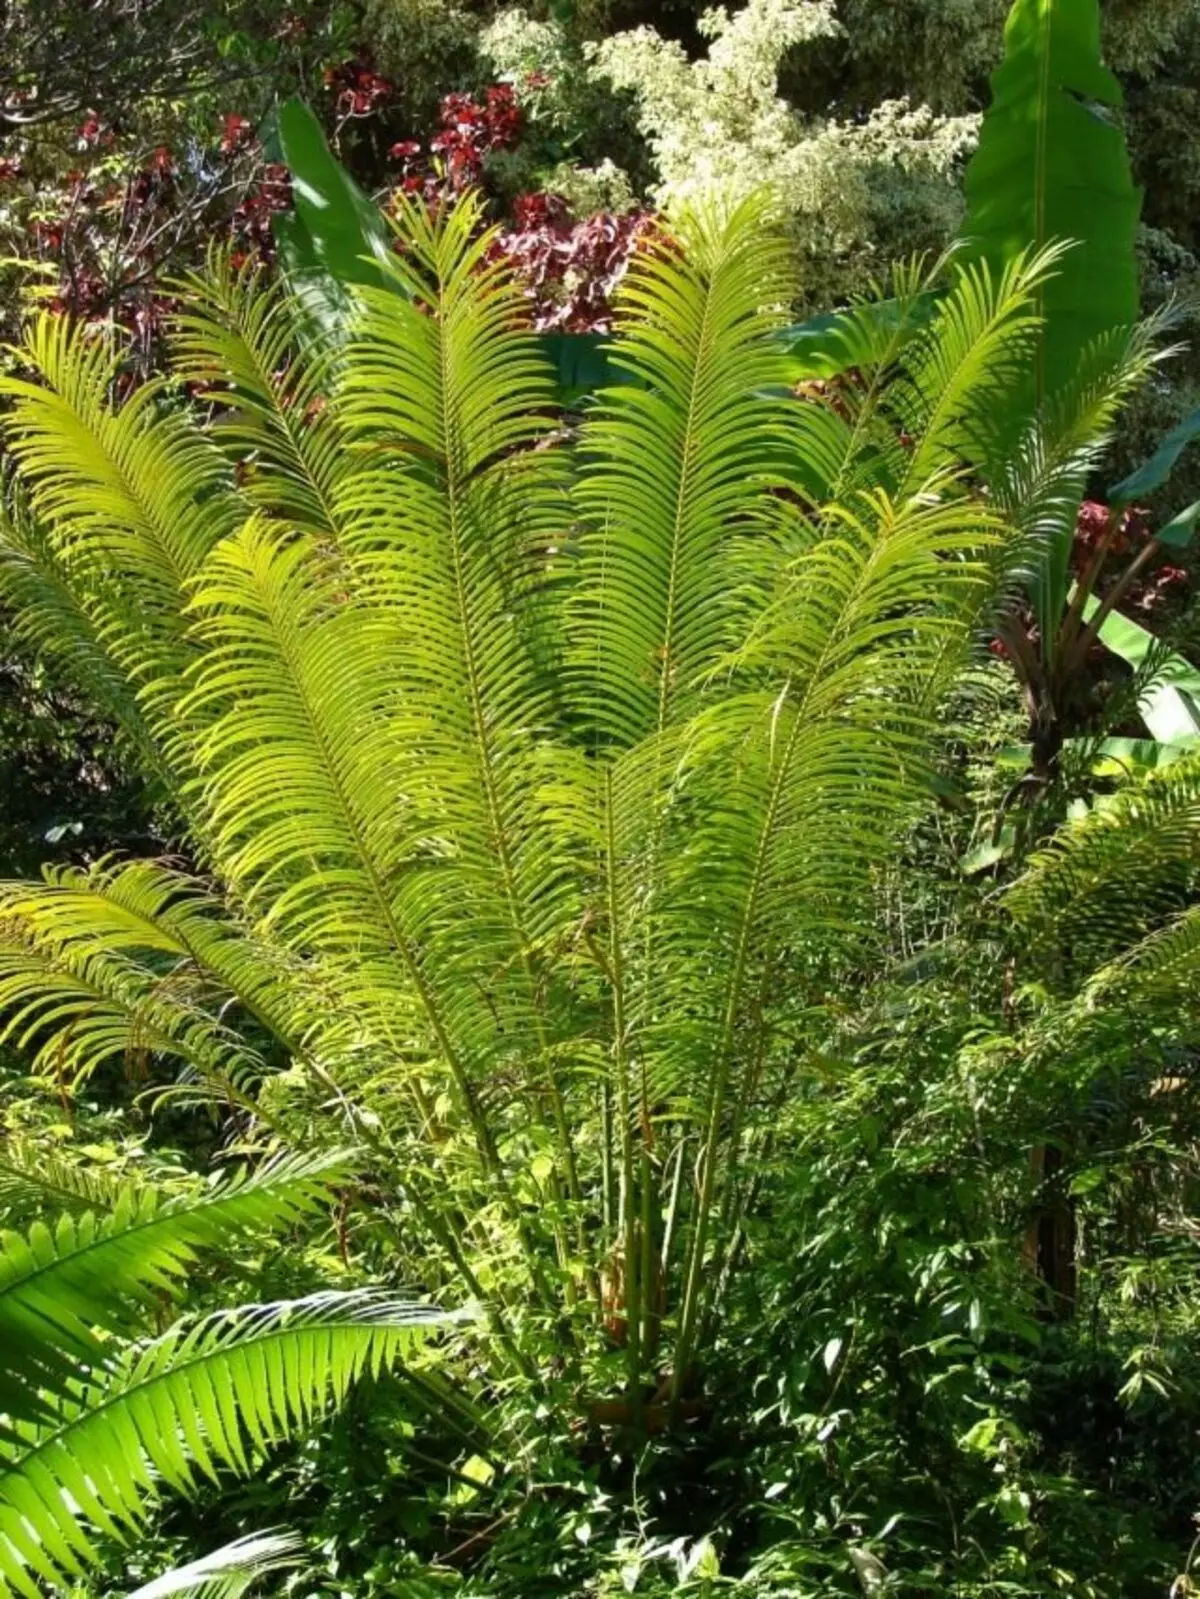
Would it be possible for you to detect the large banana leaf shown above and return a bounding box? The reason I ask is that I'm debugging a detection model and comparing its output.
[961,0,1141,407]
[266,98,395,338]
[1110,407,1200,511]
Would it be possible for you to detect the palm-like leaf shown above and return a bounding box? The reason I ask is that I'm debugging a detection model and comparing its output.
[0,1291,446,1599]
[0,1150,350,1418]
[125,1530,304,1599]
[1008,750,1200,975]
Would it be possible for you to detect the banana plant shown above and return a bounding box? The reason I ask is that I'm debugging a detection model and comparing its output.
[960,0,1141,414]
[960,0,1200,800]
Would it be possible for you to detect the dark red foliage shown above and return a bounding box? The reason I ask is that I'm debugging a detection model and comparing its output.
[497,194,650,333]
[384,88,644,333]
[1073,498,1191,615]
[324,61,393,120]
[421,85,521,189]
[219,113,253,155]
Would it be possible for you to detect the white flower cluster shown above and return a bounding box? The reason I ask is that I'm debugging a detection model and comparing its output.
[587,0,843,217]
[479,7,582,130]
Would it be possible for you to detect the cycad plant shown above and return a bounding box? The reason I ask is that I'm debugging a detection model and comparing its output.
[0,1151,447,1595]
[0,189,1061,1420]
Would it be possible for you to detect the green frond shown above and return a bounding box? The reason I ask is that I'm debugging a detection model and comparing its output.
[0,1140,134,1224]
[0,1149,352,1417]
[0,487,163,771]
[0,1290,447,1599]
[571,192,800,748]
[0,316,242,718]
[1007,751,1200,973]
[606,473,1009,1390]
[0,917,262,1094]
[993,314,1177,635]
[895,246,1062,491]
[329,192,589,1160]
[172,247,349,539]
[1088,903,1200,1011]
[177,520,424,1005]
[0,859,317,1069]
[780,248,1057,515]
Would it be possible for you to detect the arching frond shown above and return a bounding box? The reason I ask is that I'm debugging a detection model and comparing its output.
[896,247,1060,491]
[0,917,262,1093]
[571,192,799,748]
[0,1150,351,1416]
[0,316,242,727]
[125,1530,305,1599]
[331,192,588,1187]
[0,858,332,1071]
[0,1291,446,1599]
[659,480,1007,1390]
[0,1140,135,1223]
[172,248,349,540]
[1007,750,1200,973]
[0,486,162,772]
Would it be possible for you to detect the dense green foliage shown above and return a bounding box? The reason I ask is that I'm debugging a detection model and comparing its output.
[2,0,1200,1595]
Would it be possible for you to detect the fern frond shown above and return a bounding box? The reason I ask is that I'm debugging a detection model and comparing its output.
[172,248,348,539]
[663,480,1010,1392]
[571,193,799,748]
[125,1529,304,1599]
[1007,750,1200,972]
[330,193,589,1183]
[0,1140,134,1222]
[0,1150,352,1414]
[0,316,241,720]
[895,246,1061,491]
[0,918,262,1093]
[125,1528,305,1599]
[0,486,163,771]
[0,859,318,1068]
[0,1291,446,1599]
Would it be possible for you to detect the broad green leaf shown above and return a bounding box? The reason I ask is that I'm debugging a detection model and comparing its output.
[265,98,394,335]
[961,0,1141,405]
[778,293,937,382]
[1110,408,1200,508]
